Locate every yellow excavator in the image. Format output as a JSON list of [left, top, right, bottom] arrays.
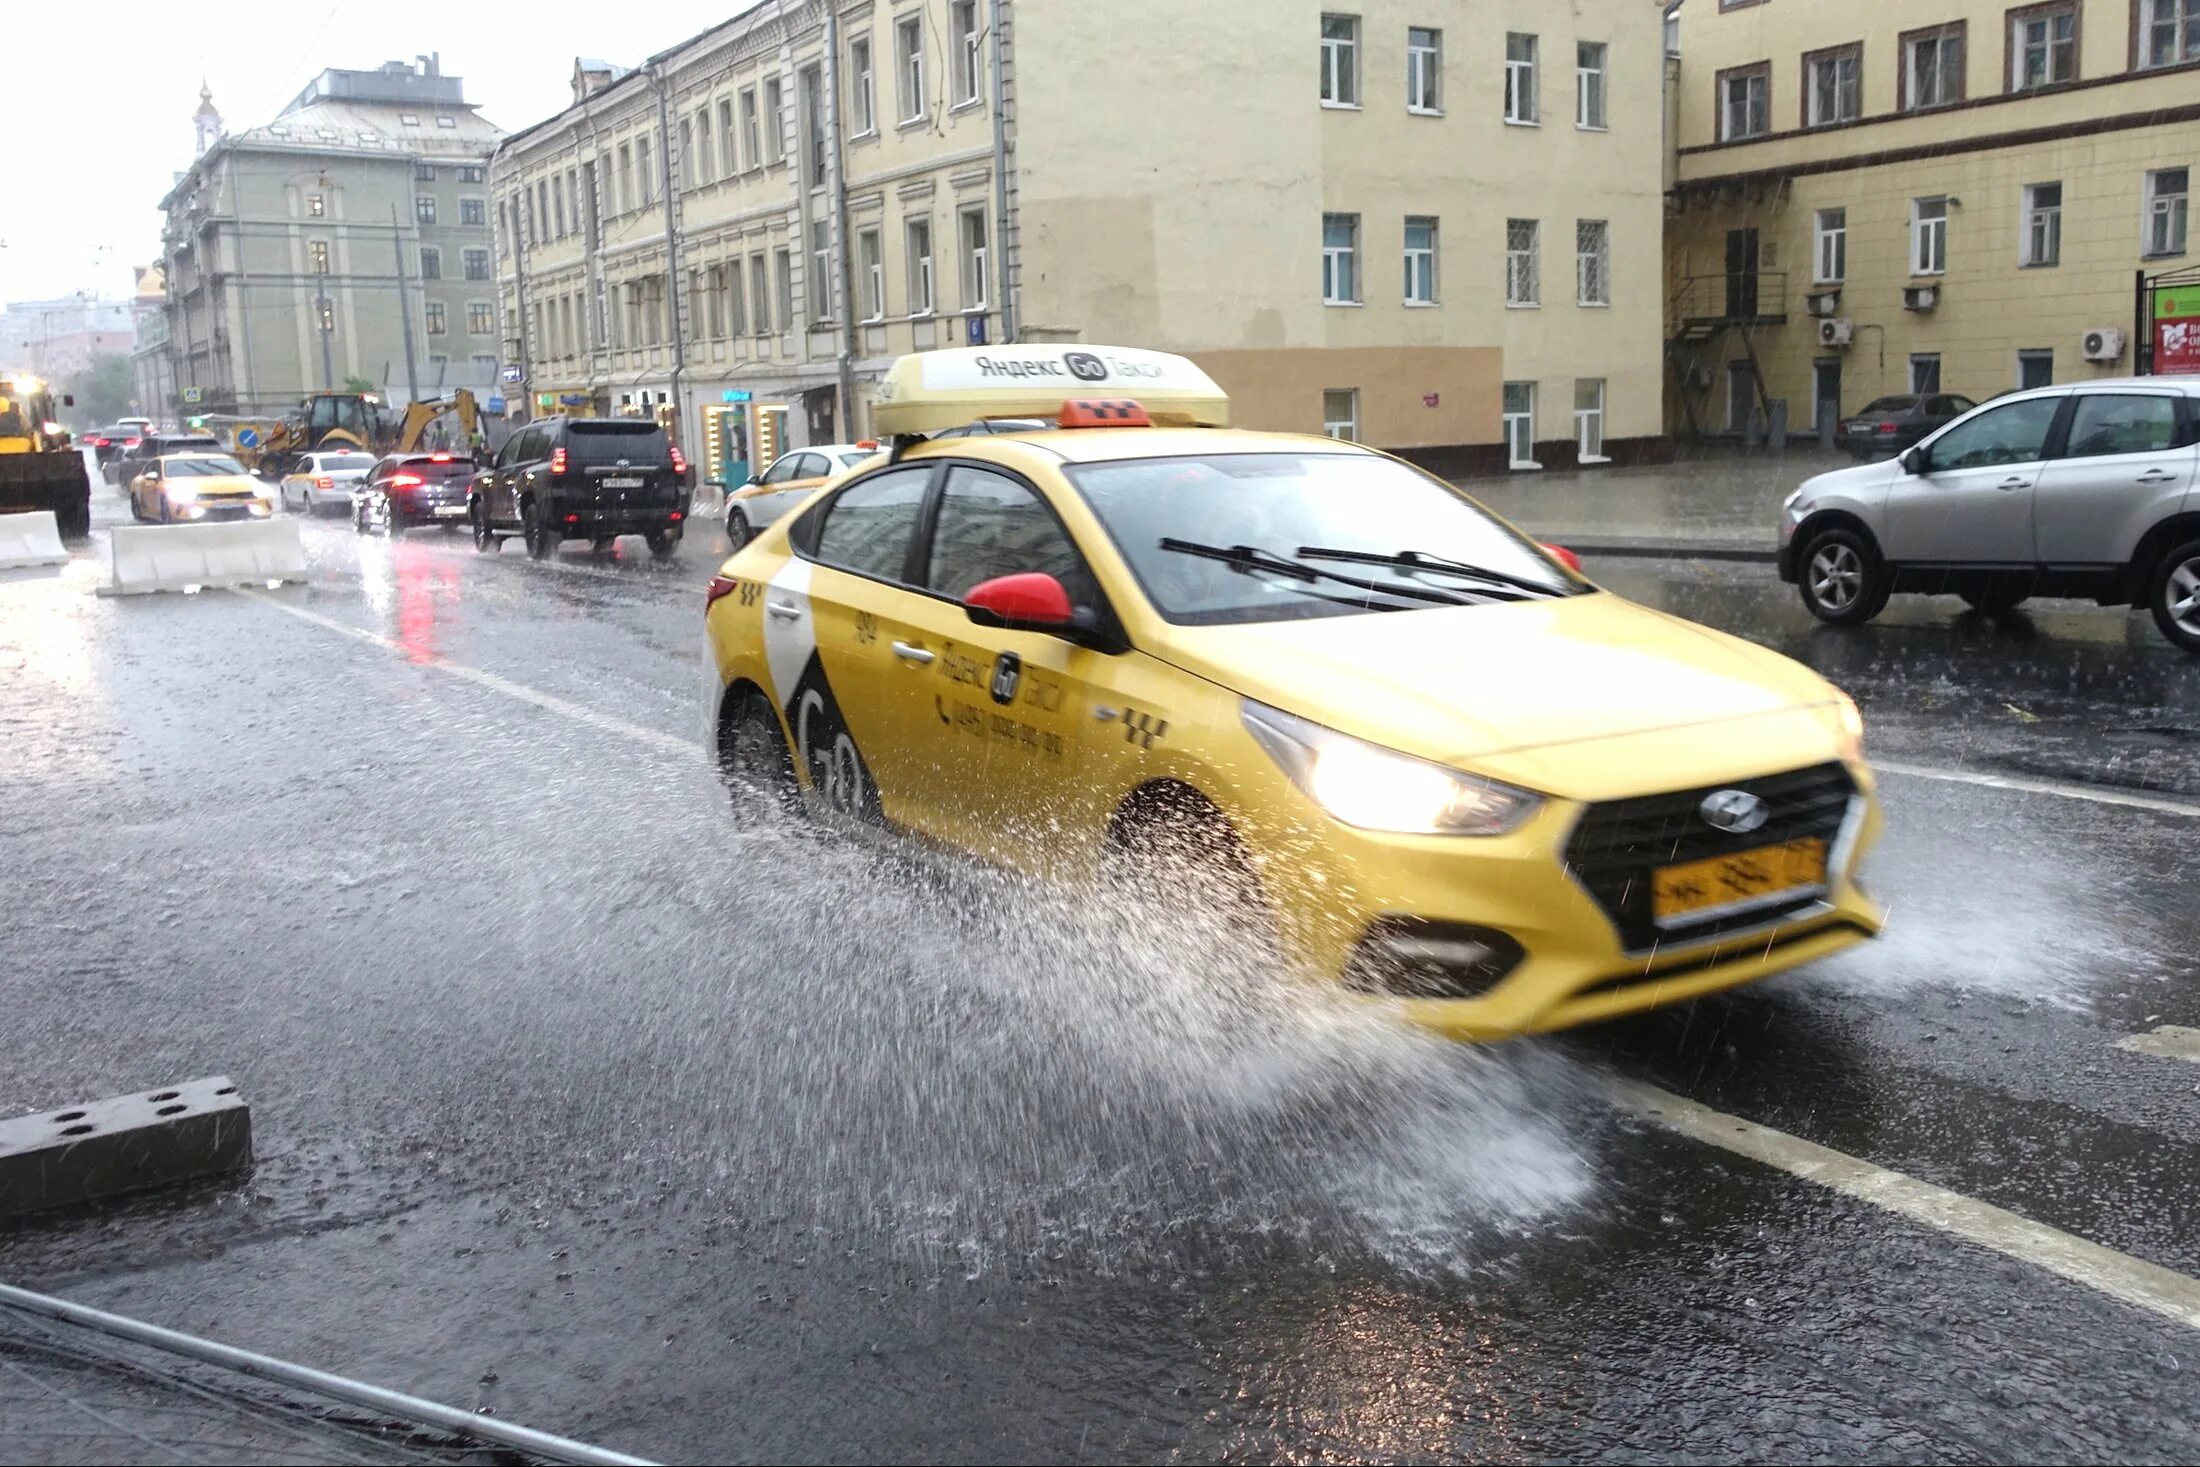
[[249, 392, 386, 480], [0, 371, 91, 540], [392, 388, 480, 455]]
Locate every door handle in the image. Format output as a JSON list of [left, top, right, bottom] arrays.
[[891, 641, 935, 664], [2137, 470, 2177, 485], [1996, 477, 2030, 491], [766, 600, 802, 621]]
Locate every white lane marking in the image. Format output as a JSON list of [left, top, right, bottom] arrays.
[[234, 589, 696, 760], [1875, 760, 2200, 819], [1613, 1079, 2200, 1333], [2116, 1025, 2200, 1065]]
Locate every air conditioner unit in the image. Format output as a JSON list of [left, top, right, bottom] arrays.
[[1902, 285, 1939, 312], [1818, 317, 1855, 348], [1804, 289, 1842, 317], [2081, 326, 2126, 363]]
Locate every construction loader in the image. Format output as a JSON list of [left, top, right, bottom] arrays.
[[0, 371, 91, 540], [392, 388, 481, 455]]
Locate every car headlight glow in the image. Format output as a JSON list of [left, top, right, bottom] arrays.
[[167, 483, 200, 502], [1241, 700, 1541, 836]]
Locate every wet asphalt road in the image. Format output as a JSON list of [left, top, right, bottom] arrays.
[[3, 468, 2198, 1464]]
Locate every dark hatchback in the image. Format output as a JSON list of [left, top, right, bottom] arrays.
[[355, 452, 479, 536], [470, 417, 691, 560], [1835, 394, 1977, 459]]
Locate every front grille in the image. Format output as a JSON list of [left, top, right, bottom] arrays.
[[1564, 762, 1856, 953], [199, 505, 254, 522]]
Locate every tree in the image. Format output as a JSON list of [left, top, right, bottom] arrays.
[[63, 352, 135, 427], [341, 375, 377, 395]]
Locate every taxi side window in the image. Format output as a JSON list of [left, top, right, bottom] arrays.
[[762, 455, 804, 485], [800, 453, 832, 479], [926, 467, 1094, 606], [812, 467, 932, 582]]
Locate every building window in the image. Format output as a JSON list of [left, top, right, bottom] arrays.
[[907, 219, 935, 314], [1407, 27, 1441, 113], [1506, 218, 1540, 306], [578, 166, 594, 248], [851, 36, 877, 135], [1901, 25, 1966, 111], [2147, 167, 2190, 257], [860, 228, 885, 320], [1505, 34, 1539, 123], [1814, 208, 1848, 283], [636, 133, 654, 203], [1503, 382, 1536, 467], [774, 248, 794, 333], [679, 119, 694, 190], [415, 195, 437, 225], [1321, 15, 1360, 105], [952, 0, 983, 106], [1575, 220, 1610, 306], [1718, 62, 1769, 139], [1577, 42, 1608, 128], [425, 301, 447, 336], [739, 90, 760, 169], [697, 110, 715, 186], [897, 16, 926, 122], [1322, 388, 1358, 441], [2018, 349, 2055, 389], [415, 162, 437, 181], [811, 219, 834, 321], [463, 248, 490, 281], [2022, 183, 2063, 266], [1805, 44, 1861, 126], [703, 267, 724, 338], [727, 262, 748, 336], [750, 255, 772, 333], [802, 64, 827, 182], [419, 245, 442, 280], [460, 196, 486, 226], [307, 192, 325, 217], [537, 181, 551, 239], [1912, 196, 1949, 275], [497, 200, 510, 254], [2010, 4, 2078, 90], [617, 144, 633, 211], [2142, 0, 2200, 67], [1910, 354, 1942, 394], [467, 302, 494, 335], [1574, 380, 1607, 461], [1403, 216, 1438, 303], [309, 240, 329, 274], [959, 206, 990, 311], [459, 165, 485, 184], [719, 99, 738, 175], [645, 276, 665, 345], [1321, 213, 1359, 304]]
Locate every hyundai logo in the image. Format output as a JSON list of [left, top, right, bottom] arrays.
[[1699, 789, 1770, 835]]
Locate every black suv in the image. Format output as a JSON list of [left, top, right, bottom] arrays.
[[470, 417, 691, 560], [105, 432, 222, 486]]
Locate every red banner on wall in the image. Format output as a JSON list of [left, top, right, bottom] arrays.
[[2157, 286, 2200, 376]]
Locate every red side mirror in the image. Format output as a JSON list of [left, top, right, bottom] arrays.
[[964, 572, 1074, 630], [1541, 544, 1583, 574]]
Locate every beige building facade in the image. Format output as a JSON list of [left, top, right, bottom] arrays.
[[492, 0, 1667, 485], [1667, 0, 2200, 439]]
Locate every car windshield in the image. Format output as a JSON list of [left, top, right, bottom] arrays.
[[166, 457, 247, 476], [566, 421, 667, 468], [1065, 452, 1577, 626], [1860, 397, 1921, 414]]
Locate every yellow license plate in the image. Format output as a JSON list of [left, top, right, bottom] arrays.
[[1652, 838, 1828, 924]]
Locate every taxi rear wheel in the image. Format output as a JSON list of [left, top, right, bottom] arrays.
[[726, 509, 753, 550], [718, 688, 800, 818]]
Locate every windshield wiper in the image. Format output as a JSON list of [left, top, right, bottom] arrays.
[[1294, 546, 1560, 598], [1157, 539, 1471, 607]]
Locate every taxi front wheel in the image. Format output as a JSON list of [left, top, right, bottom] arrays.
[[1103, 792, 1278, 965]]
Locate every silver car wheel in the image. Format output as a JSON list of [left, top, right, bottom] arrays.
[[2168, 557, 2200, 639], [1809, 544, 1863, 613]]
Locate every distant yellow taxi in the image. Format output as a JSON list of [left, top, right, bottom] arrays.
[[127, 453, 275, 525], [704, 346, 1883, 1040]]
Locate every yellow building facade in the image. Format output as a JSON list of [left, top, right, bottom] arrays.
[[1667, 0, 2200, 438]]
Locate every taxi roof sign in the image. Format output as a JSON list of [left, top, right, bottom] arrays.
[[870, 345, 1229, 437]]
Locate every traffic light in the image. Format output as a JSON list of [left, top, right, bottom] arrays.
[[186, 416, 207, 429]]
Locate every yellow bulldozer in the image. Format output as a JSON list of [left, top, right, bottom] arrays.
[[244, 392, 388, 480], [0, 371, 91, 540], [392, 388, 481, 455]]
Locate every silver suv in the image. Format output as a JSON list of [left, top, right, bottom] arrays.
[[1779, 377, 2200, 652]]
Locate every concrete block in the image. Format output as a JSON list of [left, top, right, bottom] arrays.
[[0, 510, 68, 569], [101, 521, 308, 596], [0, 1076, 252, 1220]]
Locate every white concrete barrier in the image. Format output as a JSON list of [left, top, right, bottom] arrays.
[[0, 511, 68, 570], [102, 520, 310, 597]]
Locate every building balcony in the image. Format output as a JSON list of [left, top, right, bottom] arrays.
[[1668, 271, 1788, 341]]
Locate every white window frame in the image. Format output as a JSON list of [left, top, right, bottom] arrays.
[[960, 206, 989, 312], [1320, 15, 1361, 107], [1506, 218, 1540, 307], [811, 219, 833, 323], [859, 228, 885, 321], [1505, 34, 1539, 124], [1575, 219, 1610, 307], [462, 247, 490, 281], [1720, 67, 1768, 140], [1403, 216, 1438, 304], [1911, 196, 1949, 276], [762, 83, 784, 164], [2146, 167, 2190, 258], [1904, 31, 1963, 111], [1814, 208, 1848, 284], [418, 245, 441, 280], [907, 218, 935, 316], [897, 15, 927, 123], [2011, 7, 2077, 90], [851, 36, 877, 137], [1321, 213, 1359, 304], [424, 300, 447, 337], [1576, 42, 1608, 129], [1503, 382, 1538, 469], [308, 239, 330, 274], [2021, 182, 2062, 267], [1574, 380, 1607, 464], [695, 110, 714, 186], [1407, 27, 1441, 114], [466, 301, 495, 336], [1322, 388, 1358, 441], [952, 0, 983, 107], [1807, 49, 1860, 127], [2142, 0, 2200, 69]]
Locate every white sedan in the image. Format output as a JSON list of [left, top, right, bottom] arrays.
[[279, 451, 380, 516]]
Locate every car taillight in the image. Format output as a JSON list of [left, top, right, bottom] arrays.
[[1877, 422, 1899, 433], [565, 513, 580, 523], [431, 452, 453, 462], [391, 473, 423, 487], [550, 446, 568, 474], [668, 445, 687, 474], [706, 575, 739, 609], [94, 437, 110, 447], [668, 510, 683, 521], [316, 477, 333, 488], [124, 437, 140, 447]]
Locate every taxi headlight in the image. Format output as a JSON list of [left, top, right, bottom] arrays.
[[1241, 701, 1540, 836], [167, 483, 200, 502]]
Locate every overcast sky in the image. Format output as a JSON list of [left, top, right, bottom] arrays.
[[3, 0, 764, 305]]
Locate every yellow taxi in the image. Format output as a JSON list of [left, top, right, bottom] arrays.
[[704, 346, 1883, 1041], [127, 453, 275, 525]]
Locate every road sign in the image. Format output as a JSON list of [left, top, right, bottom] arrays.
[[720, 389, 753, 403], [485, 395, 507, 415], [501, 365, 525, 385], [237, 428, 260, 448], [181, 386, 203, 404], [965, 315, 988, 346]]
